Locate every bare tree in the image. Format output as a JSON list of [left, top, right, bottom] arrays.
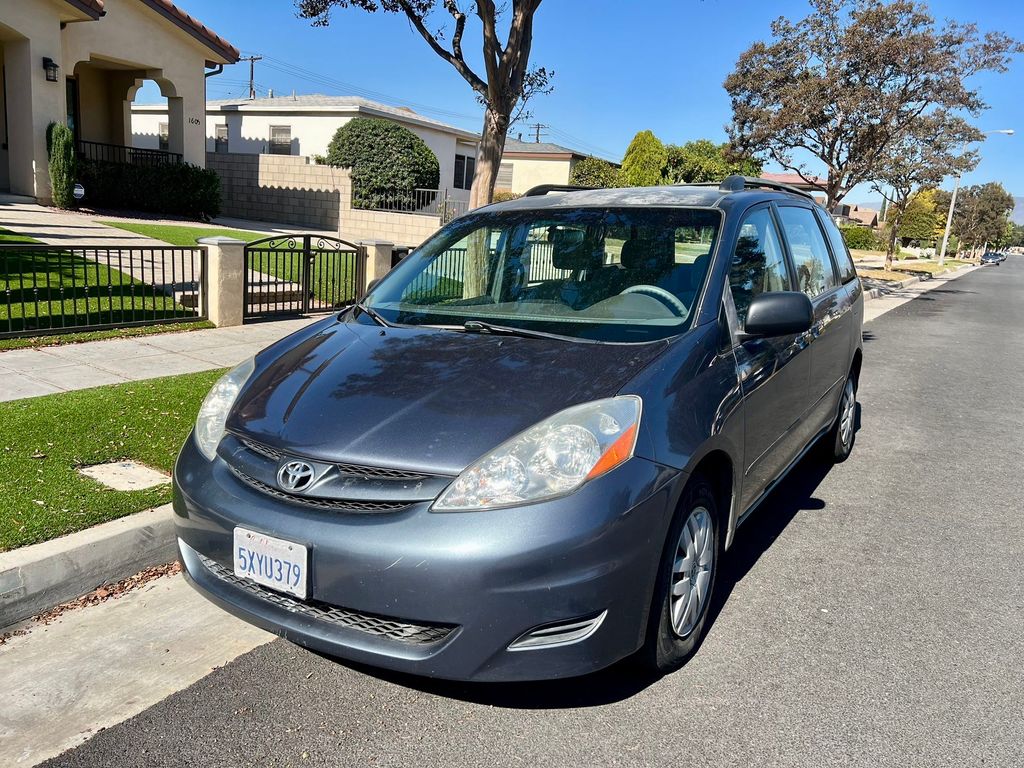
[[725, 0, 1021, 208], [296, 0, 551, 208], [872, 112, 980, 270]]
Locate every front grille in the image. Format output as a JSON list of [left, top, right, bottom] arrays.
[[230, 468, 412, 513], [238, 436, 433, 481], [197, 553, 456, 645]]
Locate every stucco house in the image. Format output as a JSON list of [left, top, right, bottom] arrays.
[[496, 139, 594, 195], [130, 94, 481, 202], [0, 0, 238, 202]]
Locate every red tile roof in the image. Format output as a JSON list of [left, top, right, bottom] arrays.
[[64, 0, 239, 63]]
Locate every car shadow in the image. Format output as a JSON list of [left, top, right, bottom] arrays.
[[320, 418, 860, 710]]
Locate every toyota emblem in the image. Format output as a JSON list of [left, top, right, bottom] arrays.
[[277, 460, 316, 492]]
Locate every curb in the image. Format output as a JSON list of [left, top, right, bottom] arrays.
[[0, 504, 176, 630]]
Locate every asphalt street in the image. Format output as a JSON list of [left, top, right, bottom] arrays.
[[43, 260, 1024, 768]]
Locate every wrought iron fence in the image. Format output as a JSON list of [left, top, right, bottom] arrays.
[[77, 140, 183, 167], [0, 245, 205, 338], [352, 185, 470, 224]]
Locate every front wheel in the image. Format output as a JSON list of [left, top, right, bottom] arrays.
[[640, 477, 722, 673]]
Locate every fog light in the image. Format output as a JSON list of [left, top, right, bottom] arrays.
[[507, 611, 607, 651]]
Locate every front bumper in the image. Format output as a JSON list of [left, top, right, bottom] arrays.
[[173, 435, 682, 682]]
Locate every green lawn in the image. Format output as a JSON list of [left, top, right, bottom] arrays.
[[100, 221, 363, 308], [0, 320, 216, 352], [0, 227, 41, 244], [0, 369, 225, 551]]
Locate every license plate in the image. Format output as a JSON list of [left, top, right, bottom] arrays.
[[233, 527, 308, 599]]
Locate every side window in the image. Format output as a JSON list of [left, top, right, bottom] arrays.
[[777, 206, 837, 298], [816, 209, 858, 283], [728, 207, 791, 325]]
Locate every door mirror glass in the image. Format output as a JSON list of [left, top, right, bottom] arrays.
[[742, 291, 813, 338]]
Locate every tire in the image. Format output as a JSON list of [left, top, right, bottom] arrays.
[[639, 476, 722, 674], [826, 372, 858, 463]]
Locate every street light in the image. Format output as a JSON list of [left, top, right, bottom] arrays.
[[938, 129, 1014, 265]]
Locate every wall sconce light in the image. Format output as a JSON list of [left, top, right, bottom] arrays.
[[43, 57, 60, 82]]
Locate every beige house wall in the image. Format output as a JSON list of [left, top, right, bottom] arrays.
[[0, 0, 229, 200], [500, 156, 577, 194]]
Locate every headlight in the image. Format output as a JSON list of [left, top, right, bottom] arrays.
[[433, 396, 642, 511], [194, 357, 256, 461]]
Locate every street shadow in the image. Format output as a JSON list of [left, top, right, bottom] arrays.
[[315, 413, 861, 710]]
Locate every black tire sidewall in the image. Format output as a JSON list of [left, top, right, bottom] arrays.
[[644, 478, 722, 673]]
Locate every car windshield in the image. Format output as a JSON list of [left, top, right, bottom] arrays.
[[362, 206, 721, 343]]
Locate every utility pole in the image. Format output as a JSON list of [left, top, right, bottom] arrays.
[[239, 55, 263, 100], [529, 123, 548, 143]]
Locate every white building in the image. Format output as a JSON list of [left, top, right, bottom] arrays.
[[497, 139, 593, 195], [131, 94, 480, 199]]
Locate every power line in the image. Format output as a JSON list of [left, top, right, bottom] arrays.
[[237, 55, 263, 100]]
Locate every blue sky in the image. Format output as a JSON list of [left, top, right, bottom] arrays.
[[152, 0, 1024, 202]]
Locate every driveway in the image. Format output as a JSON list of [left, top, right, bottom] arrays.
[[31, 259, 1024, 767]]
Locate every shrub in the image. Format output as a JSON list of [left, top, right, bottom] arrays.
[[620, 130, 667, 187], [568, 156, 620, 188], [326, 118, 439, 209], [492, 190, 521, 203], [77, 159, 221, 219], [839, 225, 878, 251], [47, 122, 77, 209]]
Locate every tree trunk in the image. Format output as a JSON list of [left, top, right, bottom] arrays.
[[469, 105, 510, 210], [463, 105, 510, 299], [885, 216, 901, 272]]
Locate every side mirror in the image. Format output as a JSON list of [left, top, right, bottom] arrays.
[[741, 291, 813, 339]]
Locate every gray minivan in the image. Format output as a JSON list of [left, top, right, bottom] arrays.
[[174, 176, 863, 682]]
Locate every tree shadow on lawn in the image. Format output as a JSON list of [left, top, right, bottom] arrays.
[[322, 423, 858, 709]]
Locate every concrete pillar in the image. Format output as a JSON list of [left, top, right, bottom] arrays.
[[166, 96, 184, 157], [360, 240, 395, 289], [198, 236, 246, 327]]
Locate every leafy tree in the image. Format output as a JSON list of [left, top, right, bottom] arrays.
[[298, 0, 551, 209], [663, 139, 762, 184], [326, 118, 439, 208], [871, 111, 980, 268], [568, 156, 620, 188], [839, 225, 878, 251], [725, 0, 1022, 208], [935, 182, 1015, 254], [1005, 223, 1024, 248], [620, 130, 667, 187], [895, 189, 941, 242], [47, 122, 76, 209]]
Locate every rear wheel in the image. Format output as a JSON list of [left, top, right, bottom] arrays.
[[827, 374, 857, 462], [641, 477, 722, 673]]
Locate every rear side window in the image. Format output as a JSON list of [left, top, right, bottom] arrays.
[[777, 206, 837, 298], [728, 207, 791, 325], [816, 209, 858, 283]]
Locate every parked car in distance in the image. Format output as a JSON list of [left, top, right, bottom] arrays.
[[981, 251, 1004, 264], [173, 175, 864, 682]]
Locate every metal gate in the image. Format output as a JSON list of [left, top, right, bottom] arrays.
[[243, 235, 366, 321]]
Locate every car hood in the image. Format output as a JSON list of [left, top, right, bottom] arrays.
[[227, 319, 668, 475]]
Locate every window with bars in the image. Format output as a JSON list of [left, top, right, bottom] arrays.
[[158, 122, 169, 152], [453, 154, 476, 190], [214, 124, 228, 153], [269, 125, 291, 155], [496, 162, 514, 189]]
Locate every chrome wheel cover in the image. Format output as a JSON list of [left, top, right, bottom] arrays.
[[839, 378, 856, 449], [670, 505, 714, 638]]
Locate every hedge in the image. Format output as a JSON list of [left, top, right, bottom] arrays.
[[47, 123, 77, 209], [77, 159, 221, 219], [839, 225, 878, 251], [326, 118, 439, 209]]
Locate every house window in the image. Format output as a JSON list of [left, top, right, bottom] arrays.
[[496, 162, 514, 189], [214, 124, 228, 154], [453, 153, 476, 190], [269, 125, 291, 155], [158, 122, 169, 152]]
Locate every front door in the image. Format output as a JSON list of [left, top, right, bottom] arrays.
[[727, 205, 812, 512]]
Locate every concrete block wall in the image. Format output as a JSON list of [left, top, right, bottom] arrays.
[[342, 208, 442, 248], [207, 152, 346, 230]]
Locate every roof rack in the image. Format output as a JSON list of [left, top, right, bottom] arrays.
[[522, 184, 595, 197], [685, 175, 817, 201]]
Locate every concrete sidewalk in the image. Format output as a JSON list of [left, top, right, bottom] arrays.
[[0, 318, 316, 402]]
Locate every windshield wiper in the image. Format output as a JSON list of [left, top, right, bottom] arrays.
[[353, 302, 392, 328], [461, 320, 570, 341]]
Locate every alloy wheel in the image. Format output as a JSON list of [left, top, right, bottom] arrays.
[[670, 505, 714, 638], [839, 378, 856, 449]]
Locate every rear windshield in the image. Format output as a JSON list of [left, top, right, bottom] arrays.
[[363, 207, 721, 343]]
